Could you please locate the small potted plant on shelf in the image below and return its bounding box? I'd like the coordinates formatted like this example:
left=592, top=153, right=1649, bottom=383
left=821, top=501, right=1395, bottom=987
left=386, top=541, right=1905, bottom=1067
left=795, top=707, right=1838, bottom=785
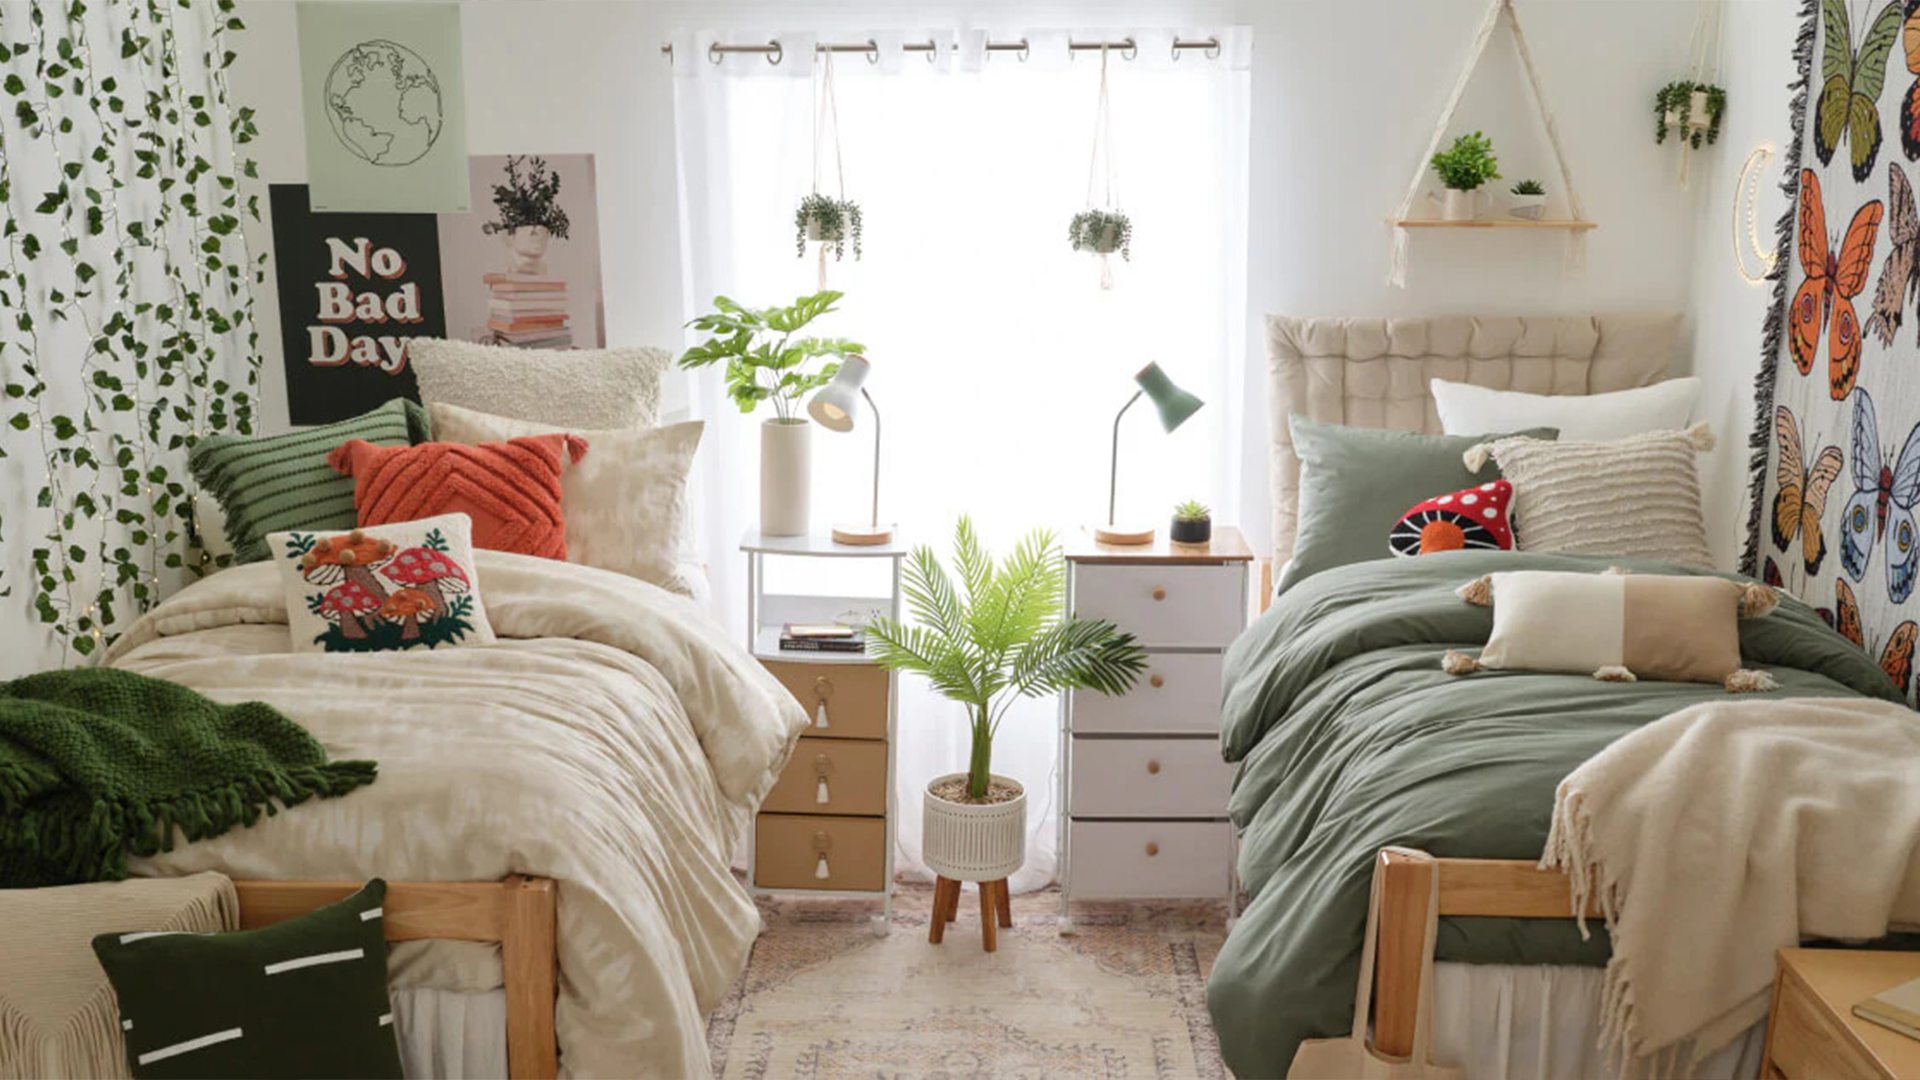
left=1428, top=131, right=1501, bottom=221
left=796, top=193, right=863, bottom=261
left=480, top=155, right=571, bottom=274
left=867, top=517, right=1146, bottom=900
left=1069, top=209, right=1132, bottom=260
left=1655, top=80, right=1725, bottom=149
left=1508, top=178, right=1548, bottom=220
left=678, top=290, right=864, bottom=537
left=1170, top=499, right=1212, bottom=545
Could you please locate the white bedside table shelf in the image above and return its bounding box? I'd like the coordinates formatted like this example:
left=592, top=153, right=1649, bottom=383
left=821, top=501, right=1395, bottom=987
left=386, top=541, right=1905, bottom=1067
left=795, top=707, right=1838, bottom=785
left=1057, top=526, right=1254, bottom=933
left=742, top=530, right=906, bottom=937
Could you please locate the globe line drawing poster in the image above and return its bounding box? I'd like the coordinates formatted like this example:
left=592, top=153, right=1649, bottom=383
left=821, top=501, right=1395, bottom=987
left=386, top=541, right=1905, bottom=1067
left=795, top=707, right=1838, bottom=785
left=296, top=1, right=468, bottom=213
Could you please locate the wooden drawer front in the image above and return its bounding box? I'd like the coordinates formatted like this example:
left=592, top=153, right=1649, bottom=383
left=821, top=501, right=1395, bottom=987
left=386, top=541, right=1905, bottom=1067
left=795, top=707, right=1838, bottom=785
left=1769, top=974, right=1883, bottom=1080
left=763, top=737, right=888, bottom=816
left=1072, top=652, right=1223, bottom=734
left=1067, top=820, right=1232, bottom=899
left=754, top=814, right=887, bottom=892
left=762, top=660, right=889, bottom=740
left=1073, top=565, right=1242, bottom=648
left=1070, top=737, right=1233, bottom=818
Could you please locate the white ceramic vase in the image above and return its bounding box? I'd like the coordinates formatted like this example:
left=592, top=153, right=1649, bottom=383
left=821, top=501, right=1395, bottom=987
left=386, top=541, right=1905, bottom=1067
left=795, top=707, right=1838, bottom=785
left=760, top=418, right=812, bottom=537
left=922, top=773, right=1026, bottom=882
left=1441, top=189, right=1488, bottom=221
left=1508, top=193, right=1548, bottom=220
left=507, top=225, right=550, bottom=274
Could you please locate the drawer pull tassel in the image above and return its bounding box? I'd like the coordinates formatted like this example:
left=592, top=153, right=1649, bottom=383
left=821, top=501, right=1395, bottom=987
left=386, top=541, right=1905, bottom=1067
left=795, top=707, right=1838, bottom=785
left=815, top=700, right=830, bottom=728
left=816, top=779, right=830, bottom=804
left=815, top=855, right=830, bottom=880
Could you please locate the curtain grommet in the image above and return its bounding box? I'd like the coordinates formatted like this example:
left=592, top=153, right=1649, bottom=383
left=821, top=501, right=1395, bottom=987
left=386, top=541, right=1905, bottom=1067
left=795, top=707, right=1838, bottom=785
left=865, top=38, right=879, bottom=64
left=1206, top=38, right=1222, bottom=60
left=766, top=40, right=784, bottom=66
left=1017, top=37, right=1030, bottom=62
left=923, top=38, right=937, bottom=63
left=707, top=41, right=723, bottom=65
left=1121, top=37, right=1137, bottom=61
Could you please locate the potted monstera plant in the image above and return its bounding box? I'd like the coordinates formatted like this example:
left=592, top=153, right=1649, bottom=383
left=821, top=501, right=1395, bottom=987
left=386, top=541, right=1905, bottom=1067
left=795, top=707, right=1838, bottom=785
left=867, top=518, right=1146, bottom=890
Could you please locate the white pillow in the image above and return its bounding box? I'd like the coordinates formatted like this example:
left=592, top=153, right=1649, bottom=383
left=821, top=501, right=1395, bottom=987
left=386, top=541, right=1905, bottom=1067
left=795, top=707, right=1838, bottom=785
left=428, top=402, right=703, bottom=596
left=410, top=338, right=670, bottom=429
left=266, top=512, right=496, bottom=653
left=1431, top=377, right=1701, bottom=443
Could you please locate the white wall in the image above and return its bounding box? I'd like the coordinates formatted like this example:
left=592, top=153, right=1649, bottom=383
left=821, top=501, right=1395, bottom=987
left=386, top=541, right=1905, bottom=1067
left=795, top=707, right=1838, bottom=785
left=1684, top=0, right=1800, bottom=569
left=230, top=0, right=1704, bottom=564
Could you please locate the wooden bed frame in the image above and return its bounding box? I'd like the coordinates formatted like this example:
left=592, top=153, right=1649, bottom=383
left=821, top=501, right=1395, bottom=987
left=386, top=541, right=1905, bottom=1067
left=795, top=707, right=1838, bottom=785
left=233, top=876, right=559, bottom=1080
left=1370, top=849, right=1599, bottom=1056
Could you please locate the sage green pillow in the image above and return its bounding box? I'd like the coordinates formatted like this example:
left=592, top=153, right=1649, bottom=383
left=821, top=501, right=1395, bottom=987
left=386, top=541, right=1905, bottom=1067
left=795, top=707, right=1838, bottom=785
left=1281, top=415, right=1557, bottom=594
left=190, top=399, right=430, bottom=564
left=93, top=879, right=402, bottom=1080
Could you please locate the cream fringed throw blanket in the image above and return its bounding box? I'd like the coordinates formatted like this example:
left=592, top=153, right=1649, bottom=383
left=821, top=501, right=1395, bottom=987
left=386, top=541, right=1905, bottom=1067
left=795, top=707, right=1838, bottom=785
left=1541, top=698, right=1920, bottom=1073
left=0, top=872, right=235, bottom=1079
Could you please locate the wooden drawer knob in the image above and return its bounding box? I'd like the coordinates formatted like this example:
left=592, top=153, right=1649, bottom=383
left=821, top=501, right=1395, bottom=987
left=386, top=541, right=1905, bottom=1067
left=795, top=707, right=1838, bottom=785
left=1146, top=759, right=1162, bottom=775
left=1149, top=673, right=1165, bottom=688
left=1145, top=841, right=1160, bottom=857
left=1152, top=586, right=1168, bottom=601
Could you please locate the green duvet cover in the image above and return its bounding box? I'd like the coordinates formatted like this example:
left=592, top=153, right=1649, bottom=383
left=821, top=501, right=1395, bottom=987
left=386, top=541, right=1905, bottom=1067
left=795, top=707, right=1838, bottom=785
left=1204, top=550, right=1905, bottom=1079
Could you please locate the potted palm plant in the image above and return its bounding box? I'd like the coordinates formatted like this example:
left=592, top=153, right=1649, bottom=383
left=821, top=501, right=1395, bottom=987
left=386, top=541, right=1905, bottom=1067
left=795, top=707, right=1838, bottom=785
left=678, top=291, right=863, bottom=536
left=867, top=518, right=1146, bottom=886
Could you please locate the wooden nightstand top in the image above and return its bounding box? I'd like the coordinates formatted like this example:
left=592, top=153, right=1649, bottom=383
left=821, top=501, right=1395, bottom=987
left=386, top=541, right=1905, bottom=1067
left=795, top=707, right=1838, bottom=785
left=1770, top=948, right=1920, bottom=1080
left=1064, top=525, right=1254, bottom=565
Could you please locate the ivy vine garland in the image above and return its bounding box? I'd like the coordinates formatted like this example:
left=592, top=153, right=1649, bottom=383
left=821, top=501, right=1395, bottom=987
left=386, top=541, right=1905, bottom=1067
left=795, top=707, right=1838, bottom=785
left=0, top=0, right=263, bottom=659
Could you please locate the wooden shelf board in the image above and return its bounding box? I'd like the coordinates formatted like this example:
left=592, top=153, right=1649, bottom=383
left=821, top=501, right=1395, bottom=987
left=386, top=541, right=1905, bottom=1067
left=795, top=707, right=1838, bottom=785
left=1395, top=218, right=1598, bottom=231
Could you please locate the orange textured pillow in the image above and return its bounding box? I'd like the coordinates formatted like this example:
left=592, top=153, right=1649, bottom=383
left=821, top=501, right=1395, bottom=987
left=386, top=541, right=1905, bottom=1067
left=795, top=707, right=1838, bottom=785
left=327, top=434, right=588, bottom=559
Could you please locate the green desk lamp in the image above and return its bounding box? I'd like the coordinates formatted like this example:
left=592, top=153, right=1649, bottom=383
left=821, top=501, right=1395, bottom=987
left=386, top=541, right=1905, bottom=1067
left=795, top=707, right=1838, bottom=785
left=1096, top=362, right=1204, bottom=545
left=808, top=355, right=894, bottom=546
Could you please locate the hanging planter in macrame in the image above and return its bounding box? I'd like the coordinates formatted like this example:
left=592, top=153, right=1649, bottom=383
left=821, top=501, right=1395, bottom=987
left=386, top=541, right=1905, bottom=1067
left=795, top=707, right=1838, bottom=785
left=1071, top=45, right=1129, bottom=289
left=797, top=50, right=861, bottom=287
left=1655, top=0, right=1728, bottom=186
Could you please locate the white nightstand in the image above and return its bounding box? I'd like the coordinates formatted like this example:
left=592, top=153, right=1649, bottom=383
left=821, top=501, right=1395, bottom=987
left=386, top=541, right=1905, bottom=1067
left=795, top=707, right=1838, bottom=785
left=1057, top=526, right=1254, bottom=932
left=741, top=530, right=905, bottom=937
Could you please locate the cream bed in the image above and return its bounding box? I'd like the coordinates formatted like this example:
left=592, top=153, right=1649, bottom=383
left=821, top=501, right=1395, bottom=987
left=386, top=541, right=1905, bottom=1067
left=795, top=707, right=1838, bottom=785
left=104, top=551, right=809, bottom=1079
left=1248, top=312, right=1770, bottom=1079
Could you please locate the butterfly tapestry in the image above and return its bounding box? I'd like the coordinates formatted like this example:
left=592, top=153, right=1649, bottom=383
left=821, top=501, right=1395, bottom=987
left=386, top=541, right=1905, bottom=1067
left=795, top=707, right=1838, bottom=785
left=1899, top=0, right=1920, bottom=159
left=1823, top=577, right=1920, bottom=693
left=1817, top=0, right=1903, bottom=182
left=1792, top=169, right=1885, bottom=399
left=1773, top=403, right=1848, bottom=575
left=1840, top=388, right=1920, bottom=601
left=1867, top=161, right=1920, bottom=346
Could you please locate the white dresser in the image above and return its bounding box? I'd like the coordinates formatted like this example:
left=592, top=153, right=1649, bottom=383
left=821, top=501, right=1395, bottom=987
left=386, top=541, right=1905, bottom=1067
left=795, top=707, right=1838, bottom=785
left=1057, top=526, right=1253, bottom=930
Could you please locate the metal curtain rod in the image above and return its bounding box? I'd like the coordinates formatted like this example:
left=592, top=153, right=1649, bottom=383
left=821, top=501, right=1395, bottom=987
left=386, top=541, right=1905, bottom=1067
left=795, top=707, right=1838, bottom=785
left=659, top=36, right=1223, bottom=64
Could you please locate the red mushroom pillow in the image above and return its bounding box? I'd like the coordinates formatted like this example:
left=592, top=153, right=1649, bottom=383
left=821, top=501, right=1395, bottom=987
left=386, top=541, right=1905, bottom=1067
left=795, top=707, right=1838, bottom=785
left=1388, top=479, right=1516, bottom=558
left=326, top=434, right=587, bottom=560
left=267, top=512, right=495, bottom=654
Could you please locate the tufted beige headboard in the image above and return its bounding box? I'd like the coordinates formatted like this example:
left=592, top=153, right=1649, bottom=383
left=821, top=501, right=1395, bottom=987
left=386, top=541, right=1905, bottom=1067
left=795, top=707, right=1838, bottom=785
left=1265, top=313, right=1680, bottom=567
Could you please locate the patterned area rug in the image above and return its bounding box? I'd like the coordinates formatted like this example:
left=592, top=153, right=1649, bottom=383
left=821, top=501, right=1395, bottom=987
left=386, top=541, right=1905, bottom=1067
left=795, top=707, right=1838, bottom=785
left=706, top=882, right=1229, bottom=1080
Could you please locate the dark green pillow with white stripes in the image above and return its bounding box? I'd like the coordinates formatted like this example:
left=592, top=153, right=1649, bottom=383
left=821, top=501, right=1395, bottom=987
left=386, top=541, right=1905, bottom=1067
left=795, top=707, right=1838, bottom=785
left=190, top=399, right=431, bottom=564
left=93, top=878, right=402, bottom=1080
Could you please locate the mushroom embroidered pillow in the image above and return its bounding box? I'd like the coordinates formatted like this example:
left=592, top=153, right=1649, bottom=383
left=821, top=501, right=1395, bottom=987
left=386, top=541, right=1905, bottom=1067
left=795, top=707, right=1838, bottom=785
left=267, top=513, right=495, bottom=654
left=1389, top=480, right=1516, bottom=557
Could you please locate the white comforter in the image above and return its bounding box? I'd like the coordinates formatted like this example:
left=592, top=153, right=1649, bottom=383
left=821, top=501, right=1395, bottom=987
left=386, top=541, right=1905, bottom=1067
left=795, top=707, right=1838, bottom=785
left=103, top=552, right=809, bottom=1079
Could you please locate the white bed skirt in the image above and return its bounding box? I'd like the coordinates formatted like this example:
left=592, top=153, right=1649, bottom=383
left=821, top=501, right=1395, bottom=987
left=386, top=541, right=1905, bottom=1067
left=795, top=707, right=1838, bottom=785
left=1432, top=963, right=1766, bottom=1080
left=391, top=988, right=507, bottom=1080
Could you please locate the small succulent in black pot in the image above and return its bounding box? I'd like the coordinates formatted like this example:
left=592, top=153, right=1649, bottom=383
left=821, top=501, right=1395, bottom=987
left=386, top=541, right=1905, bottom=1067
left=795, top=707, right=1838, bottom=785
left=1170, top=499, right=1212, bottom=544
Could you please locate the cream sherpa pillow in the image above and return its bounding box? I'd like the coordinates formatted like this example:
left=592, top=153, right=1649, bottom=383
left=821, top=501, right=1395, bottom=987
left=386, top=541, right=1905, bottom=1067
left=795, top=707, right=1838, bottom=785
left=1442, top=568, right=1780, bottom=692
left=409, top=338, right=670, bottom=430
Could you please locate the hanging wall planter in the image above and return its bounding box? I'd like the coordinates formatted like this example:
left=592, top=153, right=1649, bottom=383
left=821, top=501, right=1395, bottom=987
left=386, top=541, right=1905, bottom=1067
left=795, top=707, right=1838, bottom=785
left=1068, top=209, right=1132, bottom=259
left=795, top=192, right=863, bottom=261
left=1075, top=45, right=1129, bottom=289
left=1654, top=80, right=1725, bottom=150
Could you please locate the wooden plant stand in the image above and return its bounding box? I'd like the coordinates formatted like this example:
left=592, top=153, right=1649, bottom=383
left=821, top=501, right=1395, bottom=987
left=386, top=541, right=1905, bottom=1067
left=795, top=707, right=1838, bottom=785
left=928, top=876, right=1012, bottom=952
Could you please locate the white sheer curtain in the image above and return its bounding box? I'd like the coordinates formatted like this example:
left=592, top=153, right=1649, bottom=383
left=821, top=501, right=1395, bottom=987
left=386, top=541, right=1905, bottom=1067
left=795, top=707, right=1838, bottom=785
left=670, top=28, right=1251, bottom=892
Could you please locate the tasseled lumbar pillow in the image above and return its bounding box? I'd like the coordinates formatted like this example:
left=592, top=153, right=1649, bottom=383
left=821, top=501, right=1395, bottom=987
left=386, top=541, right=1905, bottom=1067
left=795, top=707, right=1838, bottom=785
left=1442, top=568, right=1781, bottom=692
left=327, top=433, right=586, bottom=559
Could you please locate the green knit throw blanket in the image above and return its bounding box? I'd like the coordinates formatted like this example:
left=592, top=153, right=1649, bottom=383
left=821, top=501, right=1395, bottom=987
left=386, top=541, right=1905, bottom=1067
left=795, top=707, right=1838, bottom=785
left=0, top=667, right=377, bottom=888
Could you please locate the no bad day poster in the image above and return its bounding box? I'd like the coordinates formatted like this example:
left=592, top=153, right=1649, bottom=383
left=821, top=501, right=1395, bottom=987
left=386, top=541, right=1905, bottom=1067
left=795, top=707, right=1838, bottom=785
left=270, top=154, right=606, bottom=425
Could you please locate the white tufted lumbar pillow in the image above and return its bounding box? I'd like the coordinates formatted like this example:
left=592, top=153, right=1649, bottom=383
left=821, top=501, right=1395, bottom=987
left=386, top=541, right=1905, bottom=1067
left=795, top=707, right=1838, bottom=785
left=410, top=338, right=670, bottom=430
left=1432, top=377, right=1701, bottom=443
left=1464, top=423, right=1717, bottom=569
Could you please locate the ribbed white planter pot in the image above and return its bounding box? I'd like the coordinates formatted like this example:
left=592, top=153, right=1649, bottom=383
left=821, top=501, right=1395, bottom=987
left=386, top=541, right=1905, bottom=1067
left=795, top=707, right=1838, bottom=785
left=923, top=773, right=1026, bottom=882
left=760, top=418, right=811, bottom=537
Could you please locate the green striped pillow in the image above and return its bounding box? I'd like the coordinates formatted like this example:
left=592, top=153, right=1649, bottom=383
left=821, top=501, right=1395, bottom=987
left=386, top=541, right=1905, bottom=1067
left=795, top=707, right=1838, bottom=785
left=191, top=399, right=430, bottom=564
left=93, top=879, right=402, bottom=1079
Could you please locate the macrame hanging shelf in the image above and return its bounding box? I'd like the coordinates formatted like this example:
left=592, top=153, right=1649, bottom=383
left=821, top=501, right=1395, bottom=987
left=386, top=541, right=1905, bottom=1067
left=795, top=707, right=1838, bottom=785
left=1387, top=0, right=1595, bottom=288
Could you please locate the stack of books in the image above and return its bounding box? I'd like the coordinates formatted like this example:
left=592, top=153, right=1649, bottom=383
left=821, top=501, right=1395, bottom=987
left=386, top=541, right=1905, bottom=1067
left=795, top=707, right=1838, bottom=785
left=484, top=273, right=572, bottom=349
left=1857, top=973, right=1920, bottom=1041
left=778, top=622, right=866, bottom=653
